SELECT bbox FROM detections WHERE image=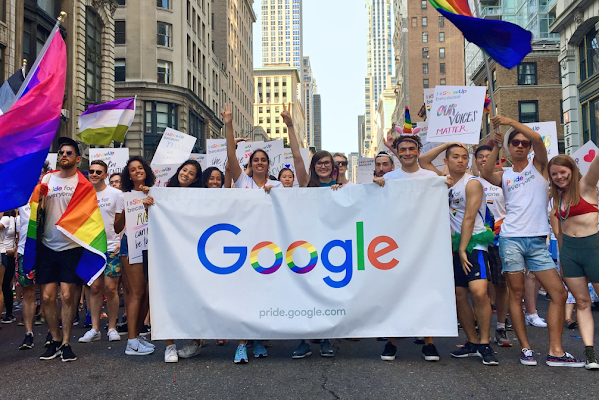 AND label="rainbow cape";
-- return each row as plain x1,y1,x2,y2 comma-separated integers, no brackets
404,106,412,133
429,0,532,69
23,171,107,285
